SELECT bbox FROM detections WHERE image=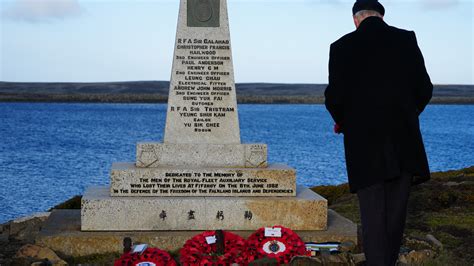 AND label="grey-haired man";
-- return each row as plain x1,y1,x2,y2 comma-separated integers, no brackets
325,0,433,264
